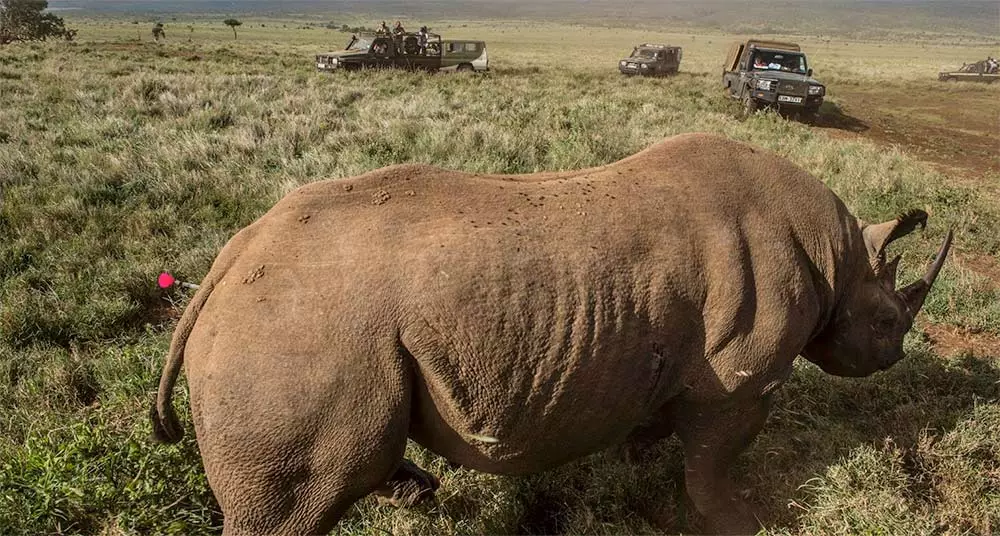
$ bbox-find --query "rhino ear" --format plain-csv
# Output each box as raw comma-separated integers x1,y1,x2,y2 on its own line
862,209,928,266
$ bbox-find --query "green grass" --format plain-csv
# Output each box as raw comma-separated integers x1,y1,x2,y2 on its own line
0,19,998,535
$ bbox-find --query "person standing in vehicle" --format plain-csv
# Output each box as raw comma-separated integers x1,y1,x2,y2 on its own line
417,26,429,54
393,21,405,36
377,21,389,35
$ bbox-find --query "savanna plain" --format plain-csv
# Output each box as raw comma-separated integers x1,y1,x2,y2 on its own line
1,13,999,536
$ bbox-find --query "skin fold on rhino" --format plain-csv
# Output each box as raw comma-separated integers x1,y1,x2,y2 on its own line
151,132,952,535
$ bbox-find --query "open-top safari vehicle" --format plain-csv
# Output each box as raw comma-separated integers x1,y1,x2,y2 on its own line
938,60,999,83
722,39,826,118
316,32,488,73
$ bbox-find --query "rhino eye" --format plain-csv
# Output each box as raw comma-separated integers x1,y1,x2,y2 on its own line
874,316,896,334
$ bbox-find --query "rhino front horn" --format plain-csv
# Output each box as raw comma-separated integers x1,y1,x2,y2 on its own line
898,229,953,317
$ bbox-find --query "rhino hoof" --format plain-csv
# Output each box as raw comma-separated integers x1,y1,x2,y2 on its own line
374,459,440,508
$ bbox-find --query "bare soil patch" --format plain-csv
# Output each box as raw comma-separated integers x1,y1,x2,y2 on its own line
956,250,1000,288
923,323,1000,358
814,85,1000,189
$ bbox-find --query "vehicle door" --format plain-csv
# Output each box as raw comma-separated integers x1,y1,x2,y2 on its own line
663,48,679,72
654,50,666,73
722,44,745,95
408,38,442,71
441,41,464,70
735,46,755,98
369,37,395,69
395,35,424,70
416,37,443,71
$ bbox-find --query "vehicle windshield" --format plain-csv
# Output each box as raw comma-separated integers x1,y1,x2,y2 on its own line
751,50,807,74
346,36,371,51
631,48,659,59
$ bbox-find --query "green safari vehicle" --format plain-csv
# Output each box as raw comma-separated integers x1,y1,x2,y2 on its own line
316,32,489,73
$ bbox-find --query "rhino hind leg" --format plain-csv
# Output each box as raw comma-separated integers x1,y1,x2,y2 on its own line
373,458,441,508
197,345,414,535
672,396,771,534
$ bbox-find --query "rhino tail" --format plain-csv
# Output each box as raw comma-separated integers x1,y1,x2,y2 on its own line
149,270,217,443
150,228,256,444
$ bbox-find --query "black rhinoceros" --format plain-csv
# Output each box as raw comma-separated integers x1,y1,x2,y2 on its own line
152,133,951,534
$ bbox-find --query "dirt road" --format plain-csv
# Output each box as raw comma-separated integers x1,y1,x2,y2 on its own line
814,84,999,188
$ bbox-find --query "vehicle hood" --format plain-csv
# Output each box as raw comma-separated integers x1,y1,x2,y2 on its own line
753,70,823,85
316,50,366,59
939,70,996,75
620,57,656,65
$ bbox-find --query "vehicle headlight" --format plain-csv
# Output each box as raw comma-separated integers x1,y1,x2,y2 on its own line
756,79,775,90
808,85,824,95
620,60,626,66
640,63,649,69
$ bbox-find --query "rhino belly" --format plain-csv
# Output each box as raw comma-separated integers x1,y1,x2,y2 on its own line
404,343,679,475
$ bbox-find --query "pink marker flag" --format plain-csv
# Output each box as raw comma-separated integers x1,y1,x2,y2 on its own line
158,272,176,289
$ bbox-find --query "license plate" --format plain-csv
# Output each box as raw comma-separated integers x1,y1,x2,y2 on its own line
317,64,327,69
778,95,803,103
628,63,636,68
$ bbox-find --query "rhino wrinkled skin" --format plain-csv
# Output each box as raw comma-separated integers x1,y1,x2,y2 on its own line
152,133,951,534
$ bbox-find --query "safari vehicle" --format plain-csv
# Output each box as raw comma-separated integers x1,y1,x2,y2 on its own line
938,60,999,83
722,39,825,117
618,44,682,76
316,32,488,73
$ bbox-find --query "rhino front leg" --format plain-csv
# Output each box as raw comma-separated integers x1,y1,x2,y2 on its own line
373,458,440,508
623,414,674,463
673,396,771,534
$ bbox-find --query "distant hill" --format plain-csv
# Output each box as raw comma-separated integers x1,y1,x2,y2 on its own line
48,0,999,39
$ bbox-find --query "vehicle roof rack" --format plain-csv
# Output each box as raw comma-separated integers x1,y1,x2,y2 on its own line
360,30,442,39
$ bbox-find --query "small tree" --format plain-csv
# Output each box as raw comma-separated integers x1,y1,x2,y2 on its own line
223,18,241,40
0,0,75,45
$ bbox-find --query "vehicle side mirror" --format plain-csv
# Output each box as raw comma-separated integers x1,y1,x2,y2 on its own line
807,68,813,76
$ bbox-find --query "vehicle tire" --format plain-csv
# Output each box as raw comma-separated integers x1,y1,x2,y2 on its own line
456,63,474,73
742,91,759,116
